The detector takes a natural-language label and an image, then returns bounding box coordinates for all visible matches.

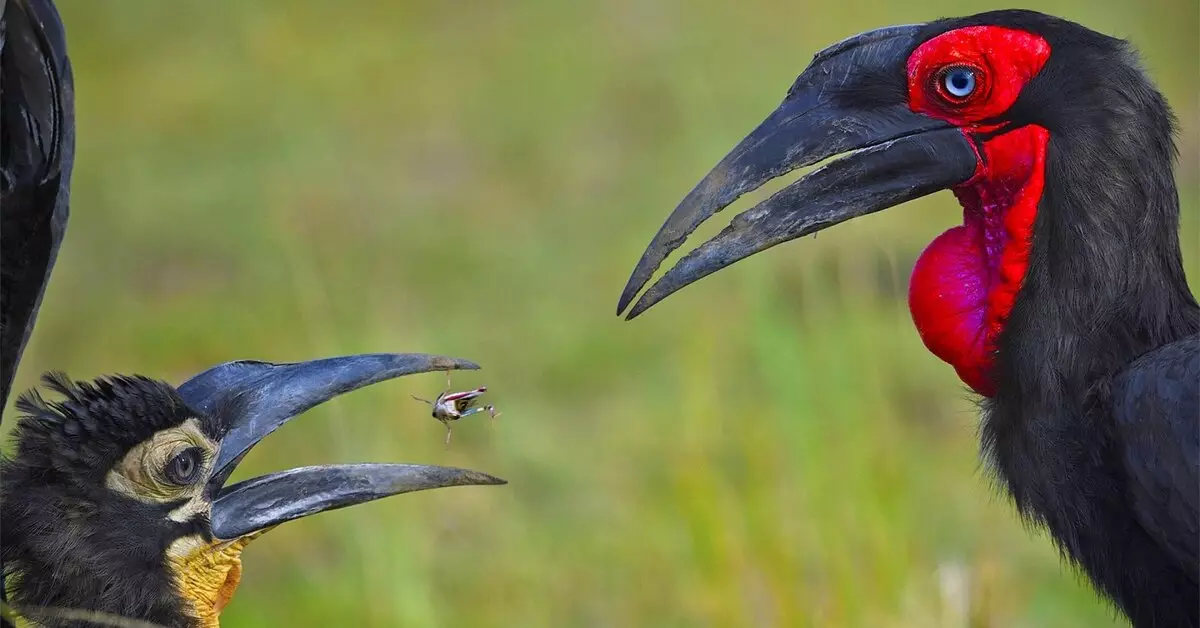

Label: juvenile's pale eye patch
[106,418,216,501]
[941,66,977,99]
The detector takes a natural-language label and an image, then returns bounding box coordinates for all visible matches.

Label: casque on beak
[616,24,980,319]
[176,353,506,540]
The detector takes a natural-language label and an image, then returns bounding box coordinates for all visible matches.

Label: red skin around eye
[902,26,1051,396]
[907,26,1050,127]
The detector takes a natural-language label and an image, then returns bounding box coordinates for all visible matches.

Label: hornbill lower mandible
[0,2,507,627]
[617,9,1199,628]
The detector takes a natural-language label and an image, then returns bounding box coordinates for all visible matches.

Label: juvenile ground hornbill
[0,2,506,626]
[2,357,507,628]
[617,9,1199,628]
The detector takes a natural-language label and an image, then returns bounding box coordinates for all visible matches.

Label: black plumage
[1,0,74,412]
[1112,336,1199,587]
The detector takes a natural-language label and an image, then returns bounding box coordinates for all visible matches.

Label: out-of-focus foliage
[5,0,1196,626]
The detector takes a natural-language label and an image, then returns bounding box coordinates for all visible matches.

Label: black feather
[0,0,76,414]
[1112,335,1200,578]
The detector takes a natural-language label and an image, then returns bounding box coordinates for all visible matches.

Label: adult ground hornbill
[1,2,506,626]
[617,9,1199,628]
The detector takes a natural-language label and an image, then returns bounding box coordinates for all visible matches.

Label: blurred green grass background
[5,0,1198,626]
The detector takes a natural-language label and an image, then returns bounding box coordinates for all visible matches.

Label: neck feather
[995,117,1199,409]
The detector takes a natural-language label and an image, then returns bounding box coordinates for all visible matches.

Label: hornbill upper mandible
[617,10,1199,628]
[0,2,506,627]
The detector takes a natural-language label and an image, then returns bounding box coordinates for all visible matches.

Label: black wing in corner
[1112,332,1200,580]
[0,0,75,415]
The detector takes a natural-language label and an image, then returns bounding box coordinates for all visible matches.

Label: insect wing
[453,396,480,413]
[442,387,486,413]
[442,386,487,402]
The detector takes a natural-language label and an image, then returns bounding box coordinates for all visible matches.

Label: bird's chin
[167,532,266,628]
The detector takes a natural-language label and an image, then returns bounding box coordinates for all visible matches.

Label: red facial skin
[904,26,1051,397]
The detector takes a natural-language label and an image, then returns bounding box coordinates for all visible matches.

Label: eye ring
[164,446,203,485]
[937,65,979,102]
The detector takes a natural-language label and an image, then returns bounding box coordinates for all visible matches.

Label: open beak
[615,24,979,319]
[175,353,506,540]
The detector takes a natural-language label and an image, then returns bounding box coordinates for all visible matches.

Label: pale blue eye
[943,68,976,99]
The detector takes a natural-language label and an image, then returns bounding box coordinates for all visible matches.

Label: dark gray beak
[176,353,506,540]
[615,24,979,319]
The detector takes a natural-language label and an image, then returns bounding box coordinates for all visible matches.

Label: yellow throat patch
[166,532,264,628]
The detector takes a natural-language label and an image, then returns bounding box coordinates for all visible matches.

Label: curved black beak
[176,353,506,540]
[616,24,979,319]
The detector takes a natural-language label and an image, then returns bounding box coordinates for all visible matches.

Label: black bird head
[617,9,1191,398]
[1,353,506,627]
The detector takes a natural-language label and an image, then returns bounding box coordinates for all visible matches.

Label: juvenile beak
[175,353,506,540]
[210,463,504,539]
[616,24,979,319]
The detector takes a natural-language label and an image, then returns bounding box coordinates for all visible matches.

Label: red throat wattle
[901,26,1052,397]
[908,126,1048,396]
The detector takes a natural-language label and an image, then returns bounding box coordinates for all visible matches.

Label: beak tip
[458,470,509,486]
[624,268,686,320]
[624,299,649,321]
[616,278,645,317]
[440,357,482,371]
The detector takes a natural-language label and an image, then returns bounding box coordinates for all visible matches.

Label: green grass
[5,0,1198,626]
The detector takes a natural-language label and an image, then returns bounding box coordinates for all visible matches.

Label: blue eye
[942,67,977,99]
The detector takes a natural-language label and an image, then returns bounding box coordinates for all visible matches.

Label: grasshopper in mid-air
[413,371,500,448]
